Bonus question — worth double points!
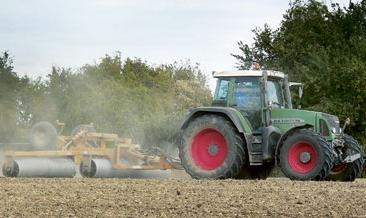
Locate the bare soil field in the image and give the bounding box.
[0,175,365,217]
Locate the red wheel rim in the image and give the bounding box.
[191,128,228,170]
[288,141,318,174]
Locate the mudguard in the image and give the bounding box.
[181,107,252,134]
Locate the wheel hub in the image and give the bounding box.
[190,128,228,170]
[287,141,318,174]
[208,144,219,156]
[300,152,311,163]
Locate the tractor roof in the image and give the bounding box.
[213,70,285,79]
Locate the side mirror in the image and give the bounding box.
[299,86,303,99]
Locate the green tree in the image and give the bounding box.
[0,52,21,142]
[232,0,366,144]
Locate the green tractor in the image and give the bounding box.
[179,70,364,181]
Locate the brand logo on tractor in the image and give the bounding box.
[271,118,305,124]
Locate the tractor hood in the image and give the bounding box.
[270,108,340,140]
[271,108,319,133]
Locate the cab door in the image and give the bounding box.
[231,77,263,130]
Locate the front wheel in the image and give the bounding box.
[279,129,334,180]
[327,135,364,181]
[179,115,246,179]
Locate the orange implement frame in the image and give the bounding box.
[5,127,174,171]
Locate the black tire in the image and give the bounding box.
[238,163,274,180]
[327,134,365,181]
[179,114,246,179]
[30,121,58,150]
[279,129,334,180]
[71,124,97,147]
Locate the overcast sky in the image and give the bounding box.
[0,0,354,90]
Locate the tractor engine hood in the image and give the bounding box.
[271,108,340,139]
[271,108,318,129]
[271,108,341,139]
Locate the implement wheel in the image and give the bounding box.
[327,135,364,181]
[179,114,246,179]
[279,129,333,180]
[30,121,58,150]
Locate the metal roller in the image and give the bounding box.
[80,158,171,178]
[80,158,113,178]
[109,169,172,179]
[2,157,76,177]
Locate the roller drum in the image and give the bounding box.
[109,169,171,179]
[80,158,171,178]
[80,158,113,178]
[2,157,76,177]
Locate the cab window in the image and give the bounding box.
[267,80,283,108]
[214,79,229,100]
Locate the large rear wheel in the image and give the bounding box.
[279,129,333,180]
[179,115,246,179]
[327,135,364,181]
[30,121,58,150]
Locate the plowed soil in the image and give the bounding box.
[0,175,365,217]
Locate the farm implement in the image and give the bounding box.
[2,121,175,178]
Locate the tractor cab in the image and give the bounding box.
[212,70,291,130]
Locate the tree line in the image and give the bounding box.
[0,52,212,151]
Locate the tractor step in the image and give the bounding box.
[249,135,264,165]
[251,135,263,152]
[250,151,263,165]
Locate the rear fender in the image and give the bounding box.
[181,107,252,134]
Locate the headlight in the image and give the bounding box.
[322,113,341,134]
[331,127,336,134]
